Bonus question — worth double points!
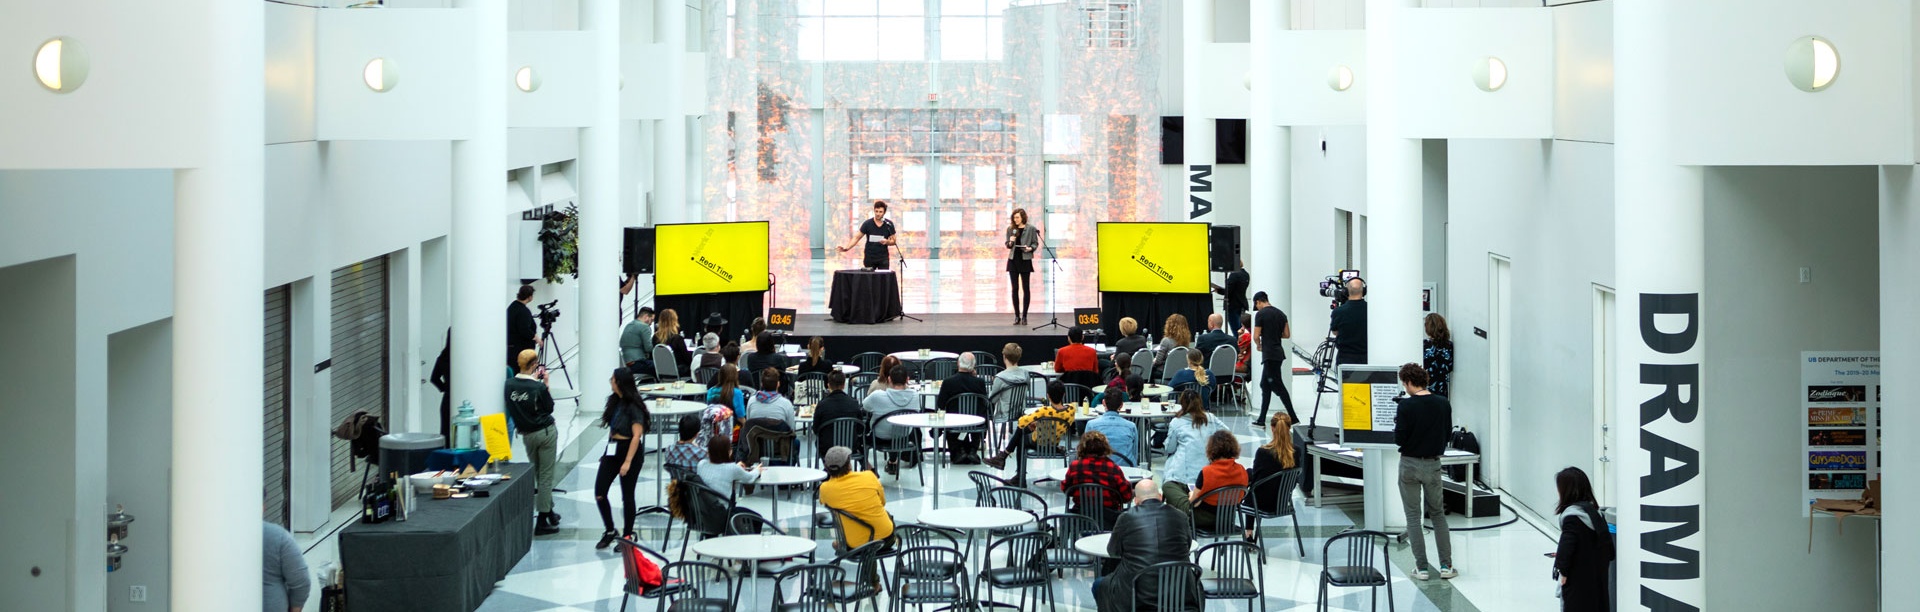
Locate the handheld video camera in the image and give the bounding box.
[535,300,561,328]
[1316,269,1362,309]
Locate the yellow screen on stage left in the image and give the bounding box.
[1096,222,1210,294]
[655,222,770,296]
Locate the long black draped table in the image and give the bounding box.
[339,463,534,612]
[828,269,904,324]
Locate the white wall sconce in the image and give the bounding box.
[1328,65,1354,92]
[1784,36,1840,92]
[363,57,399,92]
[1473,56,1508,92]
[33,37,89,93]
[515,66,540,92]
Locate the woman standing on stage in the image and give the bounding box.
[1005,208,1040,325]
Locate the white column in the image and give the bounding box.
[1881,166,1920,608]
[1249,0,1292,417]
[1364,0,1422,368]
[579,0,622,396]
[453,0,509,416]
[171,1,264,609]
[1182,0,1215,223]
[655,0,689,225]
[1615,1,1707,609]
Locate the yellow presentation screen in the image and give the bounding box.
[1096,222,1210,294]
[654,221,770,296]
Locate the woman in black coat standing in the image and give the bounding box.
[1552,467,1613,612]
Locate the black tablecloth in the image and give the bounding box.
[829,270,904,324]
[655,291,765,342]
[1099,292,1214,342]
[340,463,534,612]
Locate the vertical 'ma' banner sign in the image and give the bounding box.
[1635,293,1704,611]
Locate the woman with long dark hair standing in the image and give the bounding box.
[1423,313,1455,396]
[594,367,651,549]
[1552,467,1613,611]
[1005,208,1040,325]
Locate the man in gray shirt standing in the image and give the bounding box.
[263,521,311,612]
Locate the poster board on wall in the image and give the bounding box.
[1339,365,1404,445]
[1801,351,1880,515]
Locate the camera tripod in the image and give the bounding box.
[537,319,579,404]
[1292,335,1342,443]
[1032,245,1069,331]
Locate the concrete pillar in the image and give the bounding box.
[1363,0,1423,371]
[1182,0,1215,224]
[579,0,622,396]
[1878,166,1917,607]
[1249,0,1292,400]
[655,0,689,225]
[1615,1,1707,609]
[452,0,509,416]
[171,1,264,609]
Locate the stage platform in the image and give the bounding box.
[791,312,1081,359]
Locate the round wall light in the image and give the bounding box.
[1473,56,1508,92]
[1328,65,1354,92]
[362,58,398,93]
[515,66,540,92]
[1784,36,1840,92]
[33,37,89,93]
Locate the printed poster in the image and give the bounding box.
[1800,351,1880,515]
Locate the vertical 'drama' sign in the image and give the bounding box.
[1631,293,1704,610]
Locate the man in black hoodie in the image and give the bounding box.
[810,370,865,459]
[504,349,560,535]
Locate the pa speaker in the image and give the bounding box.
[623,227,655,274]
[1209,225,1241,273]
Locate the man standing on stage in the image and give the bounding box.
[836,200,897,270]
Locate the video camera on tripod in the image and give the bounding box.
[1316,269,1363,309]
[535,300,561,329]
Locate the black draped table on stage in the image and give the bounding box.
[1099,292,1214,341]
[828,270,904,324]
[339,463,533,612]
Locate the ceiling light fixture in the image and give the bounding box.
[515,66,539,92]
[363,58,398,92]
[1473,56,1508,92]
[1328,65,1354,92]
[1785,36,1840,92]
[33,37,89,93]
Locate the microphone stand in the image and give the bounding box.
[1031,243,1069,331]
[890,235,922,323]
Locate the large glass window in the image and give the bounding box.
[938,0,1008,61]
[796,0,927,61]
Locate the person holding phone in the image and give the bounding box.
[836,200,897,270]
[505,349,561,535]
[1004,208,1040,324]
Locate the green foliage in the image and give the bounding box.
[538,204,579,284]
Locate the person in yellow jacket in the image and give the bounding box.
[818,446,894,551]
[983,379,1075,472]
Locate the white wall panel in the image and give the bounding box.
[267,2,319,145]
[315,8,478,141]
[0,2,214,168]
[1192,43,1252,119]
[1552,0,1612,143]
[1397,8,1552,139]
[1668,0,1912,165]
[621,42,670,120]
[1272,30,1366,126]
[508,31,594,128]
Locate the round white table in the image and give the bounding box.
[1094,383,1172,398]
[920,506,1036,579]
[786,363,860,375]
[756,466,827,522]
[1044,465,1150,483]
[639,381,710,399]
[1072,533,1198,559]
[690,534,817,603]
[890,350,959,362]
[885,412,985,508]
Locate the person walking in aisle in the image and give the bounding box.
[1251,291,1295,424]
[1552,467,1613,612]
[594,367,651,549]
[1004,207,1040,324]
[505,349,562,535]
[1394,362,1457,580]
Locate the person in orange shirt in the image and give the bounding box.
[1055,327,1100,375]
[1191,429,1249,532]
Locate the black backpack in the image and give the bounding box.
[1445,427,1480,484]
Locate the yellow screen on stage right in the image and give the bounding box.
[1096,222,1211,294]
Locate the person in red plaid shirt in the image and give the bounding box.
[1063,431,1133,526]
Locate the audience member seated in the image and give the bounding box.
[721,341,742,367]
[1245,413,1307,539]
[1153,314,1194,372]
[1166,348,1214,411]
[1193,313,1234,362]
[1055,327,1102,387]
[863,366,921,476]
[696,435,764,497]
[1063,431,1133,528]
[654,309,694,374]
[664,414,709,469]
[1235,312,1254,375]
[1161,390,1225,515]
[1103,352,1132,388]
[818,446,895,552]
[795,336,837,376]
[935,353,990,464]
[987,342,1032,413]
[705,364,749,417]
[1092,479,1194,612]
[983,379,1074,470]
[692,333,724,371]
[1192,429,1248,532]
[743,332,790,390]
[741,367,798,465]
[870,355,902,395]
[811,370,865,457]
[1087,392,1140,467]
[1113,316,1150,357]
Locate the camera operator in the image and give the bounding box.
[507,285,539,369]
[1328,278,1368,365]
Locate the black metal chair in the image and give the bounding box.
[890,524,966,582]
[827,539,890,612]
[1159,347,1191,384]
[771,563,845,612]
[1131,560,1203,612]
[944,393,991,460]
[692,366,720,387]
[922,357,959,381]
[975,362,1003,380]
[1196,540,1267,612]
[1128,348,1154,380]
[1065,482,1123,530]
[793,372,828,406]
[655,559,739,612]
[1208,345,1245,409]
[1024,415,1073,474]
[1242,468,1308,557]
[886,546,970,612]
[968,470,1015,506]
[815,418,871,471]
[653,345,683,383]
[1318,530,1395,612]
[969,350,1000,371]
[1036,513,1101,576]
[614,539,684,612]
[1191,484,1251,542]
[984,486,1049,539]
[678,482,736,559]
[977,531,1059,612]
[871,409,925,485]
[1060,383,1095,407]
[849,373,878,401]
[850,352,886,373]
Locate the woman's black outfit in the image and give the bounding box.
[1113,332,1150,359]
[659,332,692,375]
[595,399,651,539]
[1554,501,1614,612]
[795,356,836,376]
[1005,224,1039,323]
[1245,436,1311,512]
[1424,338,1455,396]
[430,337,451,440]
